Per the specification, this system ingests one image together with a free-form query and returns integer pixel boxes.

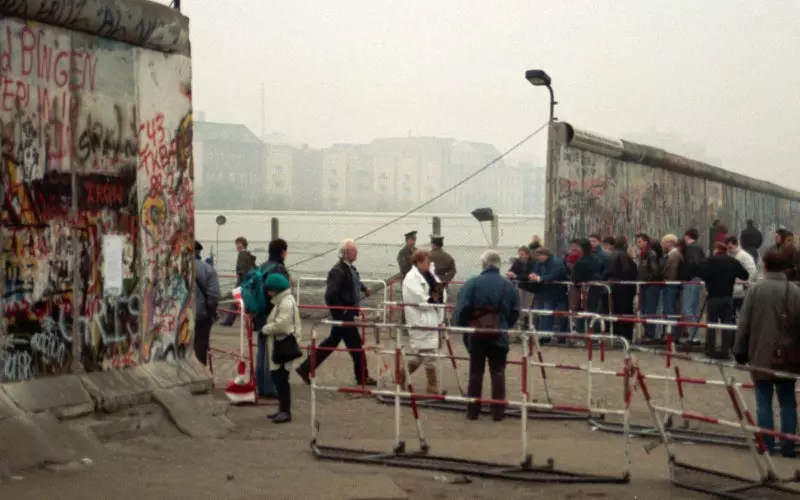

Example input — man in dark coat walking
[296,238,377,386]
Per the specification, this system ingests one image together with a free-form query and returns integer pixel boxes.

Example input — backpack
[239,261,278,316]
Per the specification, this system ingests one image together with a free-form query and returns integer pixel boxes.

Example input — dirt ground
[3,322,800,500]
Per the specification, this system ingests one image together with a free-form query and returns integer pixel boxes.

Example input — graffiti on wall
[0,17,193,381]
[550,139,800,256]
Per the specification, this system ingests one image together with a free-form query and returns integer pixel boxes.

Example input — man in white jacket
[726,236,757,316]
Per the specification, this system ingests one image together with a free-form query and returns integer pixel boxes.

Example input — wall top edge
[0,0,190,55]
[555,121,800,203]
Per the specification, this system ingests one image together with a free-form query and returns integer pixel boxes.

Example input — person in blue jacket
[530,247,569,342]
[453,250,519,421]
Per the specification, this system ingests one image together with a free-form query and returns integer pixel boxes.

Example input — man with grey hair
[296,238,377,386]
[453,249,520,421]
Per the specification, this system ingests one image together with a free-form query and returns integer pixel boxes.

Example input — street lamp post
[525,69,556,122]
[214,215,227,268]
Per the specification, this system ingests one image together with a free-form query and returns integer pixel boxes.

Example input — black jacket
[702,254,748,298]
[680,242,706,281]
[325,260,367,318]
[740,226,763,251]
[508,258,535,292]
[603,250,637,281]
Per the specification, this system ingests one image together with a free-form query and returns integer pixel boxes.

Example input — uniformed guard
[429,234,456,285]
[397,230,417,277]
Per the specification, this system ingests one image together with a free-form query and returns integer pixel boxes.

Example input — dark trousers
[271,366,291,414]
[300,312,369,383]
[466,339,508,418]
[755,379,797,457]
[254,313,276,396]
[194,316,213,365]
[705,296,734,358]
[610,285,636,342]
[733,297,744,316]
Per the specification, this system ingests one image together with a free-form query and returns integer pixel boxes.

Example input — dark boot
[272,412,292,424]
[466,403,480,420]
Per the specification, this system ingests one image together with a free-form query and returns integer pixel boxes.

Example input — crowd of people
[193,224,800,451]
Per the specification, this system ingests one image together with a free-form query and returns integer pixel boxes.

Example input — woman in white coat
[399,249,447,394]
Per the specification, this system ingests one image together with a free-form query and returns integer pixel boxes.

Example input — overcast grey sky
[163,1,800,187]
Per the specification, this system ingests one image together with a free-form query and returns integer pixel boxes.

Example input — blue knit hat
[264,273,290,292]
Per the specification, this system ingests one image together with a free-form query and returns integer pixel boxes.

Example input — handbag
[467,306,500,341]
[271,296,303,365]
[771,282,800,369]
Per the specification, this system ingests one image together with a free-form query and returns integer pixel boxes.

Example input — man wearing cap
[397,231,417,277]
[429,235,456,285]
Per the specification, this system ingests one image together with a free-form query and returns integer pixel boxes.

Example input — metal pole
[432,216,441,236]
[270,217,279,240]
[490,215,499,249]
[547,85,557,122]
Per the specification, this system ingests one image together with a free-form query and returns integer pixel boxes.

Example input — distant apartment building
[445,141,525,214]
[194,116,265,193]
[292,147,323,210]
[264,143,294,206]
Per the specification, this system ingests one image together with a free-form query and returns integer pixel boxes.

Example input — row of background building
[192,111,546,214]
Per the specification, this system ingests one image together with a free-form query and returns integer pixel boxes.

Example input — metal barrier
[310,320,633,484]
[208,298,258,404]
[374,301,587,420]
[631,348,800,499]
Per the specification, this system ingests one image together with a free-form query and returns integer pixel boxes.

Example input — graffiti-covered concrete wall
[0,0,193,381]
[545,122,800,256]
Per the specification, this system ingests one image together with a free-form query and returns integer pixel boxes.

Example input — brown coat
[733,273,800,380]
[429,247,456,283]
[662,249,683,281]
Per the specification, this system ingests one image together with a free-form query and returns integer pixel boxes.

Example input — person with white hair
[453,249,520,421]
[295,238,377,386]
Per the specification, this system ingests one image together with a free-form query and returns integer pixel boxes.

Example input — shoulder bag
[771,282,800,370]
[271,296,303,365]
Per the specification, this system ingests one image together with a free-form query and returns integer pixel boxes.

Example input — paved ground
[3,321,800,499]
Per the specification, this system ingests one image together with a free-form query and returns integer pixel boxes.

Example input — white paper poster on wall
[103,235,125,297]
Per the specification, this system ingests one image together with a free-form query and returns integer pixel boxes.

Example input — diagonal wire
[287,121,550,270]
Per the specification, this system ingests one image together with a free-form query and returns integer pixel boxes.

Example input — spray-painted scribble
[0,11,193,382]
[548,123,800,256]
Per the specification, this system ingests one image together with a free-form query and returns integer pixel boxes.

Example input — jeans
[641,284,662,339]
[271,366,291,415]
[219,310,238,326]
[755,379,797,457]
[254,313,277,397]
[661,285,680,338]
[466,338,508,419]
[194,316,213,365]
[536,298,567,339]
[681,281,703,341]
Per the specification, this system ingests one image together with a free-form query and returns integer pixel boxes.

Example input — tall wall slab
[0,3,193,382]
[546,122,800,256]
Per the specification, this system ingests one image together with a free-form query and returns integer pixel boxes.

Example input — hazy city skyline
[153,0,800,191]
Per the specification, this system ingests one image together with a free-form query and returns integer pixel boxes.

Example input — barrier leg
[718,365,777,481]
[531,326,552,404]
[444,333,465,395]
[399,347,430,453]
